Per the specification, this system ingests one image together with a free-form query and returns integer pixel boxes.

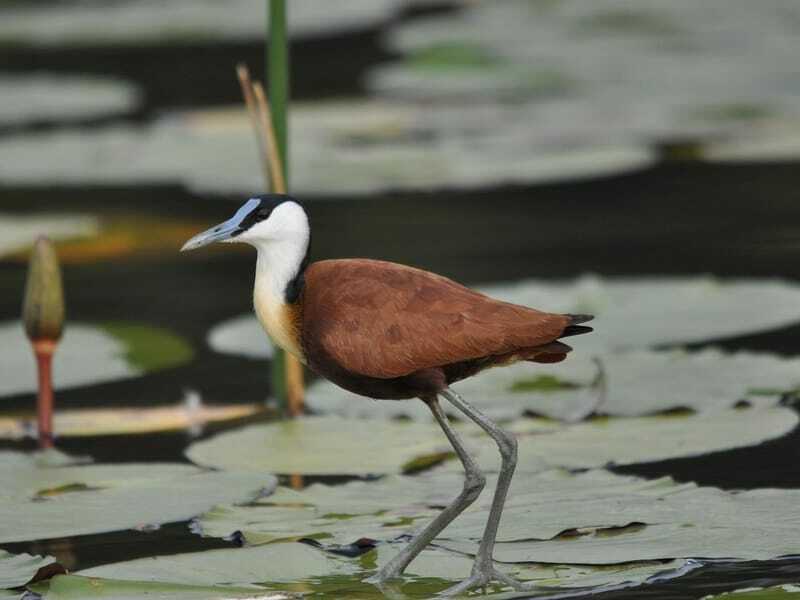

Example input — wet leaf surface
[76,540,691,598]
[29,574,295,600]
[309,348,800,421]
[0,451,275,543]
[185,416,444,476]
[185,407,797,477]
[195,467,800,567]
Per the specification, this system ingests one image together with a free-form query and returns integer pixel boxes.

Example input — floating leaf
[99,322,193,372]
[207,315,274,359]
[29,574,293,600]
[186,416,443,476]
[78,538,692,597]
[80,542,355,585]
[0,549,59,589]
[310,348,800,422]
[0,451,275,543]
[195,466,800,575]
[0,320,193,398]
[435,406,798,474]
[0,104,653,196]
[0,402,260,439]
[0,75,140,127]
[186,406,797,477]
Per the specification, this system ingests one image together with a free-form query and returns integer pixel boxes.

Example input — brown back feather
[301,259,573,379]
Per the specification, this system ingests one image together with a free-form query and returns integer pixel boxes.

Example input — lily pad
[0,213,98,258]
[208,315,274,359]
[437,406,798,474]
[29,575,293,600]
[371,0,800,151]
[0,103,654,196]
[309,348,800,422]
[78,540,692,597]
[0,549,58,589]
[0,400,260,439]
[0,0,404,47]
[0,451,275,543]
[0,75,140,127]
[196,465,800,572]
[481,275,800,352]
[186,405,797,477]
[0,320,193,398]
[186,416,444,476]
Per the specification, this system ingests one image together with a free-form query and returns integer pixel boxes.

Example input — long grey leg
[438,387,533,596]
[365,396,486,586]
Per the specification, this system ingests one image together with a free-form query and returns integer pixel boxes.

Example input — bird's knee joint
[463,471,486,499]
[498,433,518,462]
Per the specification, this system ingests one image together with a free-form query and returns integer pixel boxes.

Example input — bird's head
[181,193,308,252]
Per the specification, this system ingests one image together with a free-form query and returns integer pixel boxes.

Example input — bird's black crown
[235,193,303,234]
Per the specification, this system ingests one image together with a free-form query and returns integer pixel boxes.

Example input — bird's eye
[257,209,271,219]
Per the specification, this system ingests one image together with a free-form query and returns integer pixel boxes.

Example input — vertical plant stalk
[236,14,304,417]
[23,237,65,449]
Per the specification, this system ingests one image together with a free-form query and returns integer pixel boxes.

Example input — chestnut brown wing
[301,259,571,379]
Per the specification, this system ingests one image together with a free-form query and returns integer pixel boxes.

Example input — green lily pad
[77,541,691,598]
[309,348,800,422]
[186,406,797,477]
[0,549,58,589]
[100,321,193,372]
[0,320,193,398]
[186,416,443,476]
[436,406,797,474]
[0,451,275,543]
[196,464,800,572]
[29,574,293,600]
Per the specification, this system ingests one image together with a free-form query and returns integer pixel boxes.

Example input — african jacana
[182,194,592,596]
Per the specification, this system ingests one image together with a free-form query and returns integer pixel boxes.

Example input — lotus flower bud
[23,237,65,343]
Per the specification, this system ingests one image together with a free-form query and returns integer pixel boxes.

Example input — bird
[182,193,593,596]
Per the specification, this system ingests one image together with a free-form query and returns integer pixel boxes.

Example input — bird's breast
[253,287,305,362]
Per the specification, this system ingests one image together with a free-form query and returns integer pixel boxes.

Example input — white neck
[253,237,307,303]
[240,201,309,359]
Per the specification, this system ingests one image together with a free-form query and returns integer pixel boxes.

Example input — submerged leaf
[0,452,275,544]
[703,584,800,598]
[0,320,193,398]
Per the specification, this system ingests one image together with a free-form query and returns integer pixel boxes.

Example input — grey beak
[180,198,260,252]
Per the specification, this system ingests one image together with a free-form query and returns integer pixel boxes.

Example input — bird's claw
[437,563,535,597]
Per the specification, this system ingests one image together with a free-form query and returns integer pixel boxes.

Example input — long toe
[438,566,537,597]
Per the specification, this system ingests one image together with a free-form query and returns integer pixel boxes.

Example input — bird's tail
[559,313,594,339]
